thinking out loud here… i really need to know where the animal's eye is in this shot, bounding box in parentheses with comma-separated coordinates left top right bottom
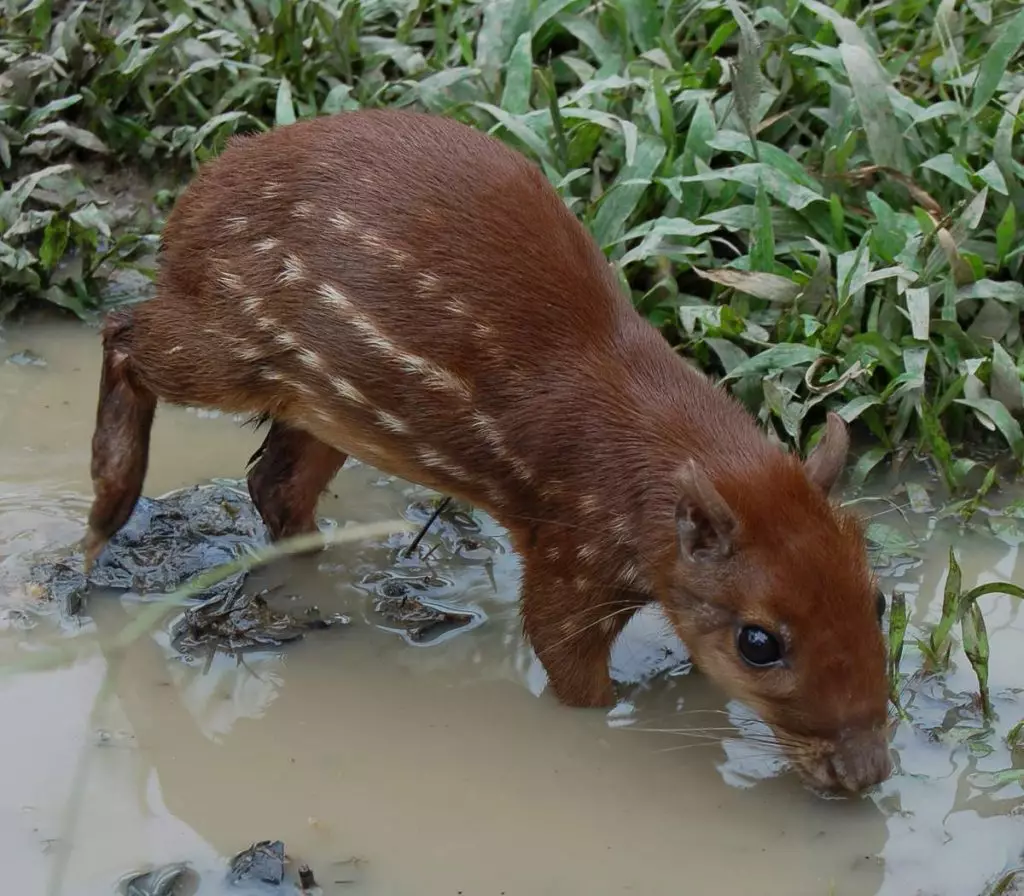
(737, 625, 783, 667)
(875, 590, 887, 624)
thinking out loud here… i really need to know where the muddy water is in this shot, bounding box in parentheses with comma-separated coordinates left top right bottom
(0, 315, 1022, 896)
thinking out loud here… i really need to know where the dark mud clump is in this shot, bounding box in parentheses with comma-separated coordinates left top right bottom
(27, 483, 346, 654)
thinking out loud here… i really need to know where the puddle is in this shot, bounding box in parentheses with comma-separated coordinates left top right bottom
(0, 313, 1022, 896)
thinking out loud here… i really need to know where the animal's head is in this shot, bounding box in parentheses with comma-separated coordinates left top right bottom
(657, 413, 891, 795)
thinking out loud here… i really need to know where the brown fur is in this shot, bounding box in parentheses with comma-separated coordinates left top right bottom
(84, 109, 891, 794)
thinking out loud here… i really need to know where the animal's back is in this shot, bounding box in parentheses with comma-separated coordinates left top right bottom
(124, 109, 643, 518)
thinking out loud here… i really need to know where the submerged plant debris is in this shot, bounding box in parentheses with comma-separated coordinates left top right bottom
(120, 861, 200, 896)
(403, 497, 506, 563)
(118, 841, 322, 894)
(27, 483, 346, 653)
(24, 482, 485, 654)
(363, 569, 480, 642)
(228, 840, 286, 887)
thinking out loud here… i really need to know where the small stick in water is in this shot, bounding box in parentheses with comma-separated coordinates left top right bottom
(404, 496, 452, 559)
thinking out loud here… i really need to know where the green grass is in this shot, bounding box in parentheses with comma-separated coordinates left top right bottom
(2, 0, 1024, 488)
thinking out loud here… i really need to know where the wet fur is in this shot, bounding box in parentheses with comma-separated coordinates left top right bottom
(84, 109, 891, 793)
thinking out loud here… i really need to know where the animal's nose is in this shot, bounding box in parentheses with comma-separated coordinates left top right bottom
(828, 728, 893, 793)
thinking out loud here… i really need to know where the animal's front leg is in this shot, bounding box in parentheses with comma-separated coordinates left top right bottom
(519, 556, 640, 708)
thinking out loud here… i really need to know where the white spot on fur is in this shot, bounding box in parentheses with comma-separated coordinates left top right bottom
(397, 355, 470, 398)
(224, 216, 247, 234)
(254, 237, 279, 254)
(348, 314, 399, 354)
(376, 411, 408, 434)
(165, 345, 184, 356)
(331, 211, 356, 232)
(317, 282, 352, 310)
(291, 200, 316, 219)
(262, 182, 282, 199)
(276, 254, 304, 285)
(314, 284, 470, 400)
(231, 343, 263, 362)
(384, 246, 411, 267)
(545, 545, 560, 562)
(560, 619, 578, 638)
(473, 322, 494, 340)
(296, 348, 325, 371)
(417, 272, 441, 293)
(578, 495, 601, 516)
(256, 316, 277, 332)
(418, 449, 471, 483)
(577, 543, 600, 563)
(471, 413, 532, 482)
(618, 562, 641, 586)
(359, 232, 386, 251)
(274, 332, 299, 348)
(329, 376, 366, 404)
(447, 299, 468, 316)
(218, 272, 243, 293)
(573, 576, 589, 592)
(610, 514, 631, 538)
(601, 617, 620, 634)
(242, 296, 263, 314)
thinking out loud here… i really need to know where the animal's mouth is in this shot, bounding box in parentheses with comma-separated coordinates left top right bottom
(778, 727, 893, 796)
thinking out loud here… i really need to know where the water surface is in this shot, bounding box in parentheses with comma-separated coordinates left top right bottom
(1, 315, 1022, 896)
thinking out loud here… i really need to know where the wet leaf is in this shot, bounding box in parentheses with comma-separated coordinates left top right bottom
(954, 398, 1024, 461)
(961, 600, 991, 718)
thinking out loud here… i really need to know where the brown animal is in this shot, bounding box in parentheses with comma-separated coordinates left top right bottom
(84, 109, 891, 795)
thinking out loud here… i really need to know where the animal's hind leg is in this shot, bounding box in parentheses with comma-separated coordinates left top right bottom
(83, 311, 158, 571)
(246, 420, 347, 543)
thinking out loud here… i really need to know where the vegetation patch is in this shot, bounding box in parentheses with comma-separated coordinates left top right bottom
(1, 0, 1023, 485)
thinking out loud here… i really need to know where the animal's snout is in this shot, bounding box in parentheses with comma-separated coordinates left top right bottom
(823, 728, 892, 795)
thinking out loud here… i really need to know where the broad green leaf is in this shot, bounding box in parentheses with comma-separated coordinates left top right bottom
(996, 203, 1016, 266)
(955, 398, 1024, 460)
(722, 343, 824, 381)
(275, 77, 296, 126)
(970, 7, 1024, 115)
(989, 342, 1024, 414)
(994, 88, 1024, 209)
(956, 280, 1024, 306)
(667, 163, 824, 211)
(751, 176, 774, 272)
(590, 132, 666, 248)
(475, 103, 554, 165)
(694, 267, 801, 303)
(476, 0, 532, 76)
(501, 32, 533, 114)
(725, 0, 763, 153)
(840, 43, 909, 174)
(921, 153, 973, 190)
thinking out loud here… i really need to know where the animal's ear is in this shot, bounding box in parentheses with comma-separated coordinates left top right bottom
(676, 461, 737, 563)
(803, 411, 849, 495)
